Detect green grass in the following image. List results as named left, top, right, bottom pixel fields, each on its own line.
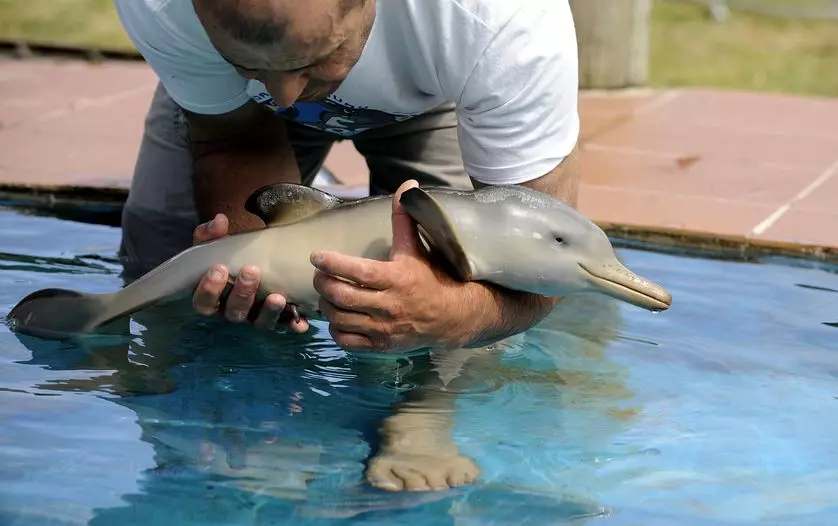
left=0, top=0, right=135, bottom=52
left=1, top=0, right=838, bottom=97
left=649, top=1, right=838, bottom=97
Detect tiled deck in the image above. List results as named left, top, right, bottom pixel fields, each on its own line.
left=1, top=56, right=837, bottom=258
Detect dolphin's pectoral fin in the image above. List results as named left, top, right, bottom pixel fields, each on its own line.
left=245, top=183, right=345, bottom=226
left=399, top=187, right=475, bottom=282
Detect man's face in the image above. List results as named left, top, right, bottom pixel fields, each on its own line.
left=194, top=0, right=376, bottom=108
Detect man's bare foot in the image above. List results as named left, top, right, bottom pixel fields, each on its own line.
left=366, top=420, right=480, bottom=492
left=366, top=450, right=479, bottom=492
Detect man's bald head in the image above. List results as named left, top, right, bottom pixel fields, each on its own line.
left=192, top=0, right=375, bottom=107
left=194, top=0, right=367, bottom=45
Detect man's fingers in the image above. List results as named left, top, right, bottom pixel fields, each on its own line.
left=223, top=265, right=261, bottom=322
left=287, top=317, right=310, bottom=333
left=390, top=179, right=424, bottom=260
left=312, top=269, right=383, bottom=313
left=191, top=262, right=310, bottom=333
left=329, top=328, right=374, bottom=351
left=252, top=293, right=286, bottom=331
left=318, top=297, right=375, bottom=335
left=193, top=265, right=229, bottom=316
left=193, top=213, right=229, bottom=245
left=310, top=252, right=392, bottom=290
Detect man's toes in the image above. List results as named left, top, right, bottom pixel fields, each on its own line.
left=367, top=466, right=404, bottom=492
left=424, top=471, right=449, bottom=491
left=447, top=470, right=467, bottom=487
left=447, top=461, right=480, bottom=487
left=392, top=467, right=430, bottom=492
left=464, top=466, right=480, bottom=484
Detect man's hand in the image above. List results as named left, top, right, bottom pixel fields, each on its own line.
left=313, top=145, right=580, bottom=353
left=190, top=213, right=310, bottom=333
left=182, top=99, right=310, bottom=332
left=310, top=180, right=485, bottom=352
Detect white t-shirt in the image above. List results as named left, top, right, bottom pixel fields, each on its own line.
left=114, top=0, right=580, bottom=185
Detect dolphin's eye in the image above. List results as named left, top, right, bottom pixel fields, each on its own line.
left=555, top=236, right=565, bottom=245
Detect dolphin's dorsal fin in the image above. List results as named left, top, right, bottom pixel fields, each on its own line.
left=399, top=187, right=475, bottom=281
left=245, top=183, right=344, bottom=226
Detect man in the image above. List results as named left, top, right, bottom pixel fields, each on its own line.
left=113, top=0, right=580, bottom=491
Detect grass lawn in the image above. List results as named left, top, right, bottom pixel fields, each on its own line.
left=0, top=0, right=135, bottom=52
left=650, top=1, right=838, bottom=97
left=1, top=0, right=837, bottom=97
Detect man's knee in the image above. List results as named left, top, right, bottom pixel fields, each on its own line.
left=353, top=101, right=470, bottom=195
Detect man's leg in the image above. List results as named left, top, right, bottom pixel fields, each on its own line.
left=351, top=101, right=472, bottom=195
left=119, top=82, right=336, bottom=281
left=349, top=102, right=500, bottom=491
left=118, top=82, right=201, bottom=281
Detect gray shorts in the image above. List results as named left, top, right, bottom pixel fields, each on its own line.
left=119, top=82, right=471, bottom=280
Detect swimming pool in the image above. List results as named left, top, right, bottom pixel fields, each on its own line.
left=1, top=206, right=836, bottom=525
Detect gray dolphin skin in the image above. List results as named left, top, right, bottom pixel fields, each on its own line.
left=6, top=183, right=672, bottom=340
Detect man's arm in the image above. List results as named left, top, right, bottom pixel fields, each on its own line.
left=438, top=0, right=580, bottom=348
left=184, top=102, right=310, bottom=329
left=185, top=101, right=302, bottom=232
left=112, top=0, right=301, bottom=327
left=307, top=146, right=581, bottom=353
left=114, top=0, right=300, bottom=231
left=455, top=146, right=580, bottom=348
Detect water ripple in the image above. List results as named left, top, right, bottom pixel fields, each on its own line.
left=3, top=208, right=838, bottom=525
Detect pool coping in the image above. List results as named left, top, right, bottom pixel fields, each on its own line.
left=3, top=181, right=836, bottom=268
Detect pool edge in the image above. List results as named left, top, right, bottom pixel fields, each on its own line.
left=2, top=182, right=837, bottom=268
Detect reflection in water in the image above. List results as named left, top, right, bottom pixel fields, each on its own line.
left=3, top=208, right=838, bottom=525
left=6, top=288, right=628, bottom=523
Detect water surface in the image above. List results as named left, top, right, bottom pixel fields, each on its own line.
left=1, top=207, right=837, bottom=525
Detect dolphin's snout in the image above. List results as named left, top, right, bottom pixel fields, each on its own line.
left=578, top=260, right=672, bottom=311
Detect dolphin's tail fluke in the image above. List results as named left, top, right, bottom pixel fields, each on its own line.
left=7, top=234, right=258, bottom=340
left=7, top=287, right=120, bottom=340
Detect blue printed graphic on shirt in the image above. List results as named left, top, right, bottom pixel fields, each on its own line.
left=250, top=91, right=416, bottom=137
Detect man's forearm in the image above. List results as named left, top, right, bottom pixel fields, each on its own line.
left=459, top=147, right=580, bottom=347
left=459, top=282, right=558, bottom=348
left=192, top=145, right=299, bottom=232
left=185, top=104, right=301, bottom=233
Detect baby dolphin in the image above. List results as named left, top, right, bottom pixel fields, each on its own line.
left=6, top=183, right=672, bottom=340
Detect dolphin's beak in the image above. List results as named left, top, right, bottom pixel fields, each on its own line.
left=578, top=260, right=672, bottom=311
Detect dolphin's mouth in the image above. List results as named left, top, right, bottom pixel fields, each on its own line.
left=578, top=261, right=672, bottom=312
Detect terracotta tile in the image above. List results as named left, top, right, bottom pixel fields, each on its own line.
left=323, top=140, right=369, bottom=186
left=0, top=57, right=156, bottom=128
left=316, top=184, right=369, bottom=200
left=754, top=209, right=838, bottom=248
left=579, top=145, right=816, bottom=205
left=792, top=162, right=838, bottom=214
left=653, top=89, right=838, bottom=142
left=578, top=90, right=661, bottom=118
left=578, top=183, right=778, bottom=237
left=0, top=88, right=150, bottom=187
left=578, top=90, right=665, bottom=143
left=590, top=90, right=838, bottom=172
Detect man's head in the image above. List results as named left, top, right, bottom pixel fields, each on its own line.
left=193, top=0, right=376, bottom=107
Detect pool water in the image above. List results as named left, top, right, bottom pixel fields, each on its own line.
left=1, top=207, right=836, bottom=525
